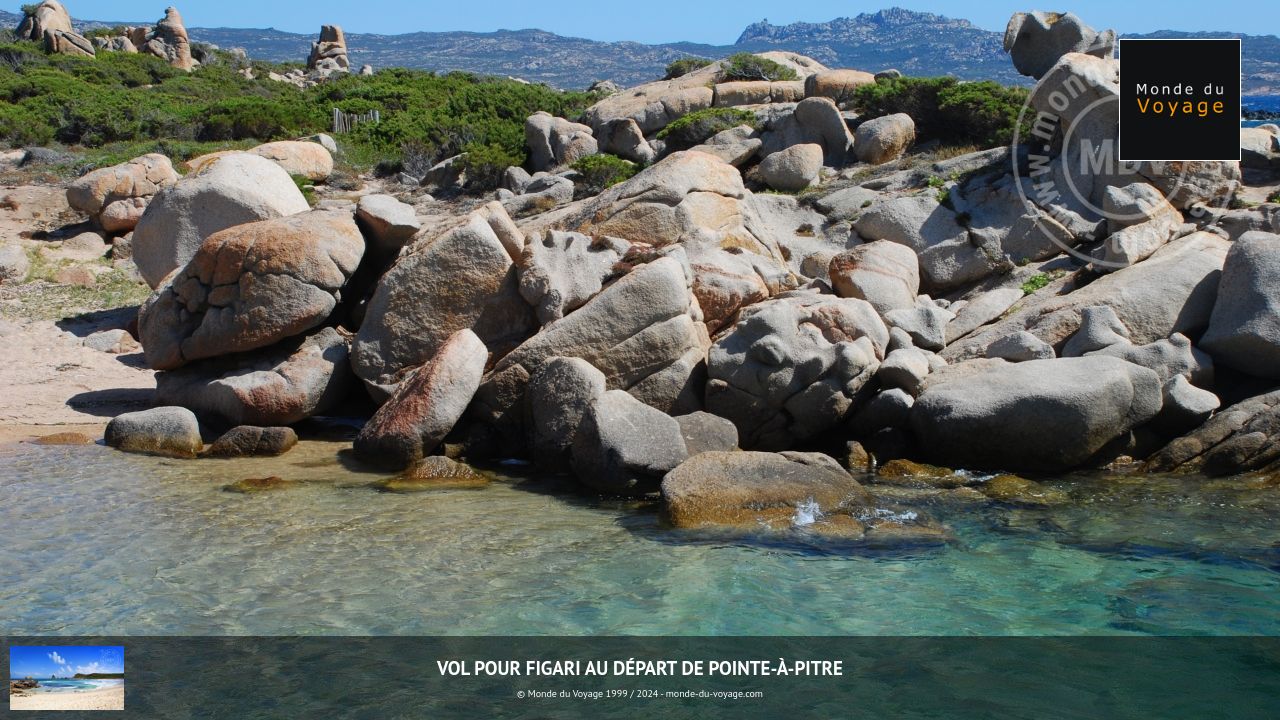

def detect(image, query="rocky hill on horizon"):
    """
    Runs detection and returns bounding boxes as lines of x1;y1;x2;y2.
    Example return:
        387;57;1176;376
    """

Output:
2;6;1278;92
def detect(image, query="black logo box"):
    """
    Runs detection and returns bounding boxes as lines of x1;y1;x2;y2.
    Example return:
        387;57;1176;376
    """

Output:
1119;38;1241;162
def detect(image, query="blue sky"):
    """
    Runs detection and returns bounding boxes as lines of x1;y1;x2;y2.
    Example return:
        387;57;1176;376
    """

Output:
45;1;1280;44
9;646;124;678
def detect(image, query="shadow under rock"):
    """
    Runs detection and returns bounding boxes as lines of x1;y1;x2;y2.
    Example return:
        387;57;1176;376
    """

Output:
55;305;138;338
66;387;154;417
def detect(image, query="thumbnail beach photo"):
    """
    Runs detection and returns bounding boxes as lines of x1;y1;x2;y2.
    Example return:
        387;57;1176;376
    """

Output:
8;646;124;711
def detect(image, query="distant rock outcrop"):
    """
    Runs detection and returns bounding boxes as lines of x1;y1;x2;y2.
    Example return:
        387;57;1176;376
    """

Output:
140;7;195;71
1003;11;1116;79
307;25;350;76
15;0;71;41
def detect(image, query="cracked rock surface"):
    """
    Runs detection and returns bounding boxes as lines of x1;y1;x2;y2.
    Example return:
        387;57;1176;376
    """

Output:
139;209;364;371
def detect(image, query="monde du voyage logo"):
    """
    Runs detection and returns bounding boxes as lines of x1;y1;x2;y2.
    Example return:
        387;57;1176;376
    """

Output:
1119;38;1242;162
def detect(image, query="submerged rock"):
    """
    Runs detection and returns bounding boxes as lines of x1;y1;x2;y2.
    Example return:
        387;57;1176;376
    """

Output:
661;451;873;528
978;475;1070;506
203;426;298;458
374;456;489;491
223;476;295;494
31;432;94;446
105;406;202;458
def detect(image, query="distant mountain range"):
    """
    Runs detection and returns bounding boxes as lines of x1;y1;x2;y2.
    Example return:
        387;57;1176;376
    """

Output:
3;7;1278;93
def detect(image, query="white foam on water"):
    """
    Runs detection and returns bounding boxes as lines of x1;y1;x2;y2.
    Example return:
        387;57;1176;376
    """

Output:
792;498;822;527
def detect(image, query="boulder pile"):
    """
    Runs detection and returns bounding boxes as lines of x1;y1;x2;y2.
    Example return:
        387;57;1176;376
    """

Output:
90;10;1280;542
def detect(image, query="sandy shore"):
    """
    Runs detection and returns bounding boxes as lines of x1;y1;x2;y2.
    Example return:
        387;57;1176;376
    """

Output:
9;685;125;710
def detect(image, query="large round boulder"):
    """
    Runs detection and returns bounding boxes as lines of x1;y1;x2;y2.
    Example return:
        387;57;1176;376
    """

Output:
16;1;72;41
804;69;876;105
105;406;202;458
186;142;335;182
911;356;1164;472
854;113;915;165
138;209;365;371
829;240;920;316
759;143;822;192
67;154;179;234
132;153;310;288
1004;11;1117;80
525;112;597;171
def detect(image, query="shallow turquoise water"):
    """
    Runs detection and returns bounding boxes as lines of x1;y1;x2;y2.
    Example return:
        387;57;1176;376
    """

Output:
1;438;1278;636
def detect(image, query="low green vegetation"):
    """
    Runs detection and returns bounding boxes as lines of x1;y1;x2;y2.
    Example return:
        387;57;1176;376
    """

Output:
663;57;713;80
852;77;1031;149
1267;190;1280;204
0;42;598;190
291;174;317;206
571;154;638;194
656;107;757;149
719;53;798;82
1;250;151;321
1020;273;1052;296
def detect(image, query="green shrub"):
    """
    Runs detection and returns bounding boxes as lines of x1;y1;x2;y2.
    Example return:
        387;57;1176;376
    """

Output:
460;142;522;191
85;27;128;39
852;77;1030;149
664;57;713;80
656;107;757;148
0;49;595;192
199;96;321;141
720;53;798;83
571;154;638;194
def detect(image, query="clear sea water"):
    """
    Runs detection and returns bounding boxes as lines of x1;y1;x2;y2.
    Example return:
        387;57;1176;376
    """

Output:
23;678;123;693
1;438;1278;636
1243;95;1280;127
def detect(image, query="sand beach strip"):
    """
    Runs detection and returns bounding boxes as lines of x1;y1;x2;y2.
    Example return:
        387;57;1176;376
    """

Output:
9;684;124;711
